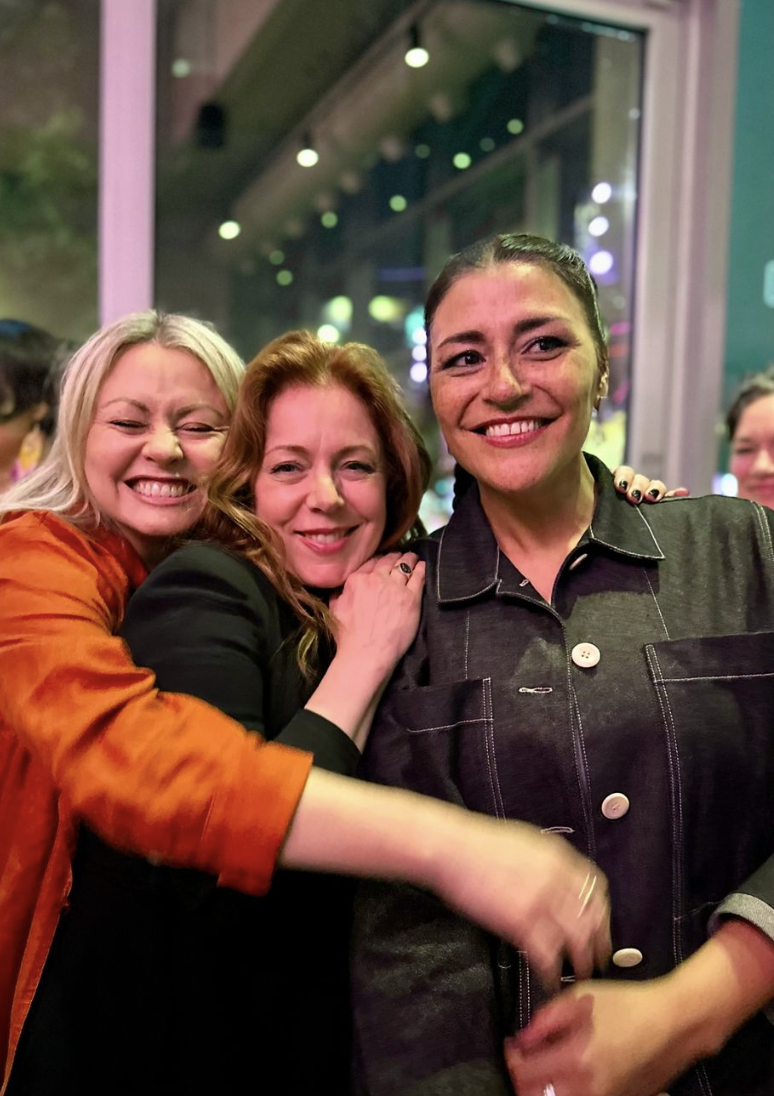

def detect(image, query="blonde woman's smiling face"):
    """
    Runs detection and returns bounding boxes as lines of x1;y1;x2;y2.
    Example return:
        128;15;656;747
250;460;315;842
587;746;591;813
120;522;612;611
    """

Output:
84;342;230;562
253;383;387;588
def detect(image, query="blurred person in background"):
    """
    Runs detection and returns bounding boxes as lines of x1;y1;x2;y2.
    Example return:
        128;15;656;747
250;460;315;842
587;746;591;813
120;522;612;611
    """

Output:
0;319;68;493
727;366;774;508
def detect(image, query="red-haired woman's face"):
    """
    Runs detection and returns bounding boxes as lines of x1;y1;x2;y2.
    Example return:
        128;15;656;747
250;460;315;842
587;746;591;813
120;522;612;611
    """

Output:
253;383;387;588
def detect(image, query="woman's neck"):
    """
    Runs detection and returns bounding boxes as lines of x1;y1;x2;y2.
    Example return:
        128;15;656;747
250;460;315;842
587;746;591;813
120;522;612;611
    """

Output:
478;457;596;601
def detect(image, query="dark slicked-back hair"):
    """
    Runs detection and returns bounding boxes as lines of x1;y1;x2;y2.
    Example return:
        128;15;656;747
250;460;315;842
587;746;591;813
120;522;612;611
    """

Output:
424;233;608;373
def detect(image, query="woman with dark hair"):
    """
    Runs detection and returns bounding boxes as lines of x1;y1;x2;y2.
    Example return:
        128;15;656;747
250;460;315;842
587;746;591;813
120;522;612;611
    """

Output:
3;328;610;1096
726;366;774;507
352;234;774;1096
0;319;65;491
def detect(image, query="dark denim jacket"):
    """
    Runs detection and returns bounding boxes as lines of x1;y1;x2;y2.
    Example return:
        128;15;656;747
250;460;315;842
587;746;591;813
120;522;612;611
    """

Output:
353;455;774;1096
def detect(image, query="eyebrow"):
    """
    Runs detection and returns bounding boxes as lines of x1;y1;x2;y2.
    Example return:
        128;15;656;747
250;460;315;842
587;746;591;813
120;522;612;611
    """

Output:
101;398;225;418
264;443;380;459
435;315;564;351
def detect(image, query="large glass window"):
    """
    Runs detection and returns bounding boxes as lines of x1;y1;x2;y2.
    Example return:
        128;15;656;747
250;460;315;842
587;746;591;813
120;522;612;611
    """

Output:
156;0;643;516
0;0;100;339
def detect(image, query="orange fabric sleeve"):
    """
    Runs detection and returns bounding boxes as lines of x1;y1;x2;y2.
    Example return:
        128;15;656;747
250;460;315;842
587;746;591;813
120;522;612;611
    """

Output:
0;513;313;896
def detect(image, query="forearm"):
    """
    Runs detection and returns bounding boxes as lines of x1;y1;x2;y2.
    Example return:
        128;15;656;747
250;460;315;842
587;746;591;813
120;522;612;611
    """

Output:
304;650;391;751
278;766;448;887
663;918;774;1061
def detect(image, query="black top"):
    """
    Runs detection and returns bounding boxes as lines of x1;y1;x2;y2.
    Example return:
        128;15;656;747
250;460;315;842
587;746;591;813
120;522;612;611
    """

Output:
11;545;358;1096
352;455;774;1096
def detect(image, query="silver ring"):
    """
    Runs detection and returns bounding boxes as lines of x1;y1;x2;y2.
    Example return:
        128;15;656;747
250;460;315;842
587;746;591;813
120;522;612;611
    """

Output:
397;561;413;576
543;1085;557;1096
577;871;598;918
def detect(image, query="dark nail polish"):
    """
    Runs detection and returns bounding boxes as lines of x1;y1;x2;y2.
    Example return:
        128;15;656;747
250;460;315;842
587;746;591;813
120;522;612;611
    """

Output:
648;488;660;499
618;480;628;491
631;489;642;501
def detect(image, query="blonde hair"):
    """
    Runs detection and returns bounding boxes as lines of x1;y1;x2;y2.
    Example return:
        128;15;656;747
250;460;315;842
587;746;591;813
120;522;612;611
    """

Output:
200;330;431;674
0;310;244;525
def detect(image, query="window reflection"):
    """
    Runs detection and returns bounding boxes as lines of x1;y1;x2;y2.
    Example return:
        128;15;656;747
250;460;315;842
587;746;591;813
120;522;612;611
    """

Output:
156;0;643;510
0;0;99;339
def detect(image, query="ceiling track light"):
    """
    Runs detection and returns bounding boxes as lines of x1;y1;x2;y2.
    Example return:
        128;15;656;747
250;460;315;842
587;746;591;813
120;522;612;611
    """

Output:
296;132;319;168
404;24;429;69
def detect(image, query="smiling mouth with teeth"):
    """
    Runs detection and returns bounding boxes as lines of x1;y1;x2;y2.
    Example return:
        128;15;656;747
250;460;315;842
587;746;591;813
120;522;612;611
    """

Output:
128;479;195;499
296;527;356;544
478;418;546;438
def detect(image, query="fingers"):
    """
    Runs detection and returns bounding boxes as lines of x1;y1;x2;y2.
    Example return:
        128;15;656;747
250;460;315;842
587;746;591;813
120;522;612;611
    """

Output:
592;898;612;973
641;479;667;502
521;866;609;990
612;465;634;493
524;924;563;993
613;466;647;504
561;874;608;982
350;556;382;575
513;992;592;1052
407;560;426;593
613;467;651;505
371;551;402;572
614;466;690;504
387;551;420;582
505;996;594;1094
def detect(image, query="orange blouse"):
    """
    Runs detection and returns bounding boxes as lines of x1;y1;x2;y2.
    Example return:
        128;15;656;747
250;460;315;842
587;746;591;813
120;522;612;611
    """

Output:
0;511;313;1090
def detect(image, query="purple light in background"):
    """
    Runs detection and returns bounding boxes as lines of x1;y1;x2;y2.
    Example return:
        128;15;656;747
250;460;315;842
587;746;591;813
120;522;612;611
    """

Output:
589;250;614;276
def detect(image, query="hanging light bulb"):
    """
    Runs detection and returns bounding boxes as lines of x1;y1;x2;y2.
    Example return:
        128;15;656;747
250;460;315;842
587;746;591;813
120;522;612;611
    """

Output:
404;24;429;68
296;133;319;168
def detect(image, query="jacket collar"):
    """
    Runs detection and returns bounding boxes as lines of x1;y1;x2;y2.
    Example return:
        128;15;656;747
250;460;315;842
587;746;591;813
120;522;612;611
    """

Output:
435;452;665;605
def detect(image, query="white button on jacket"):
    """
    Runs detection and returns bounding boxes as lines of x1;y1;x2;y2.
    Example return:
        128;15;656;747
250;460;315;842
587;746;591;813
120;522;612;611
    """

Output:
612;947;643;968
571;641;600;668
601;792;630;819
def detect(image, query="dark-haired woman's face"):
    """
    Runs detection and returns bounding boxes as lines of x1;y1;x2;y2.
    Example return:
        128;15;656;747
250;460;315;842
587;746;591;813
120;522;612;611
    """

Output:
0;391;47;483
730;393;774;507
428;263;607;501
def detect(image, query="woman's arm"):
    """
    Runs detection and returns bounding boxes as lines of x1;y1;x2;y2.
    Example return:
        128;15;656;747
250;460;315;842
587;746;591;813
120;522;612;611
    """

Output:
505;919;774;1096
0;516;610;974
304;551;426;751
119;545;426;766
0;514;312;896
121;544;610;974
284;765;610;984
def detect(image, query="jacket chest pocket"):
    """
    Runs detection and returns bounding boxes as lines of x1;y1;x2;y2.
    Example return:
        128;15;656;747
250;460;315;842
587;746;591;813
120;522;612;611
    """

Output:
374;678;505;817
646;631;774;919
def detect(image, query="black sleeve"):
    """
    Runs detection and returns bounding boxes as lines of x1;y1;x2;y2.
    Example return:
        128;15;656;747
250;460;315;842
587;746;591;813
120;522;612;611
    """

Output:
120;544;359;776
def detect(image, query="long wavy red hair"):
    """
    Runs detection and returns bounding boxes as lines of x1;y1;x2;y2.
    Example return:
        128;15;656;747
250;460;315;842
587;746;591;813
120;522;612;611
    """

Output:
200;330;431;672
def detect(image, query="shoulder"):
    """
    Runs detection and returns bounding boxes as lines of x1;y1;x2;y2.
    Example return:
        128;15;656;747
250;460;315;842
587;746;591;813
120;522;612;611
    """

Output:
644;492;770;530
142;543;280;611
0;510;138;617
638;493;774;563
405;530;444;563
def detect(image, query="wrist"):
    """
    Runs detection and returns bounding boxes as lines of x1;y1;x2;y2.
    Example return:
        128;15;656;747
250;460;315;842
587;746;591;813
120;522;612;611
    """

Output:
396;796;465;895
659;918;774;1061
658;966;726;1062
330;643;394;685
